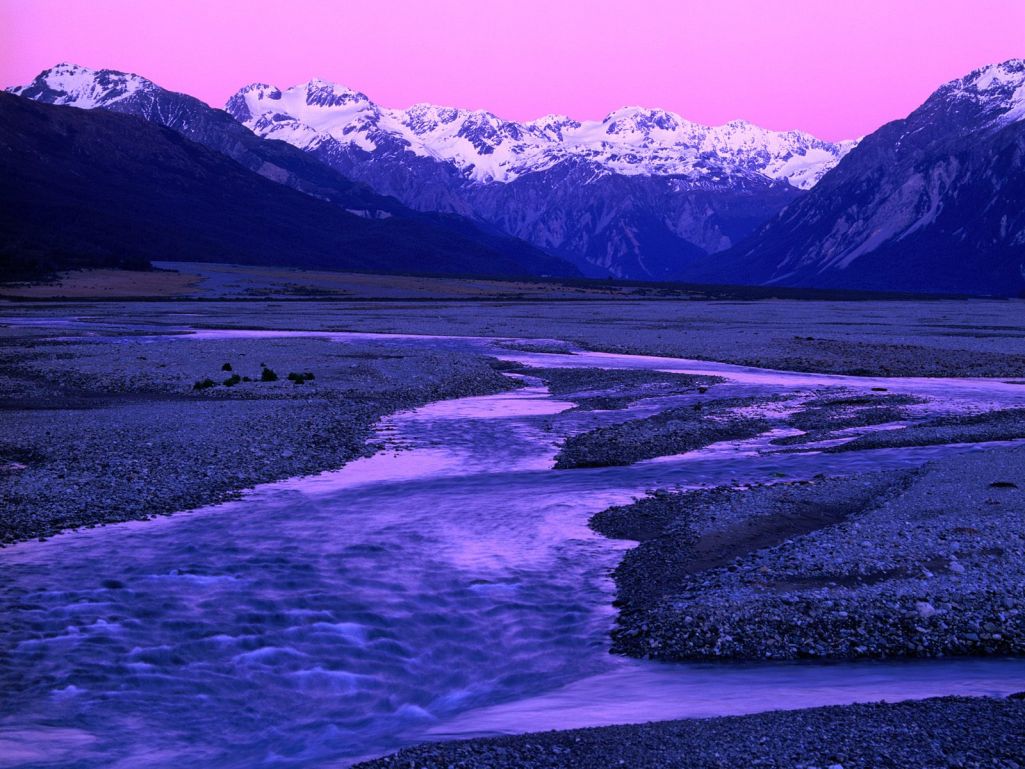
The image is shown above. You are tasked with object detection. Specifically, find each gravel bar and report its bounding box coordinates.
[603,447,1025,661]
[554,398,774,468]
[356,695,1025,769]
[0,333,515,543]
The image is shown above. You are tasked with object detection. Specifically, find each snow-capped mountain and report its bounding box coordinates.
[7,63,578,278]
[9,60,1023,291]
[7,63,403,216]
[223,78,853,278]
[1,91,564,278]
[229,79,853,189]
[685,59,1025,295]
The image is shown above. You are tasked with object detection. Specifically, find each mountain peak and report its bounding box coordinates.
[8,62,154,108]
[697,58,1025,295]
[602,106,688,134]
[235,82,280,97]
[961,58,1025,92]
[300,78,371,107]
[403,103,464,133]
[932,58,1025,126]
[526,114,582,141]
[45,61,91,76]
[225,83,282,123]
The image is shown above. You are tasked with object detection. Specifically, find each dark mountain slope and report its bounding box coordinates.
[0,93,576,279]
[9,63,576,278]
[686,60,1025,295]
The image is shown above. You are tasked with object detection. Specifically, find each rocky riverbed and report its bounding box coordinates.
[508,366,722,411]
[0,332,515,543]
[4,300,1025,768]
[824,407,1025,453]
[772,392,926,446]
[6,297,1025,378]
[601,446,1025,661]
[356,694,1025,769]
[553,397,777,468]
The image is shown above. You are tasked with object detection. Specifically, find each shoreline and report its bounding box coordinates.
[355,366,1020,768]
[0,331,517,544]
[355,694,1025,769]
[597,447,1025,662]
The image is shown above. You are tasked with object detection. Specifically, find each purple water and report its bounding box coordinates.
[2,330,1025,768]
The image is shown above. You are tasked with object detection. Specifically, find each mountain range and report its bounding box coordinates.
[10,63,853,281]
[4,60,1024,294]
[0,91,576,280]
[226,79,854,278]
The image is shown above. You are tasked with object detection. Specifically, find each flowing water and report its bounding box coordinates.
[2,329,1025,768]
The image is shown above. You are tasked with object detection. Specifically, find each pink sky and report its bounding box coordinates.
[2,0,1023,140]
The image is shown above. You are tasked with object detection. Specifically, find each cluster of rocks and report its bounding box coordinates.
[356,695,1025,769]
[0,334,515,543]
[602,446,1025,661]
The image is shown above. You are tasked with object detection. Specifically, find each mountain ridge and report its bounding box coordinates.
[228,78,855,189]
[221,74,854,278]
[8,63,577,279]
[0,91,577,279]
[9,63,855,280]
[682,58,1025,295]
[8,60,1023,292]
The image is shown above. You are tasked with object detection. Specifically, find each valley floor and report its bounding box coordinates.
[2,294,1025,767]
[7,278,1025,373]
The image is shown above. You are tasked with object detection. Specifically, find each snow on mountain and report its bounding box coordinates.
[5,62,854,280]
[682,58,1025,295]
[8,63,854,190]
[228,79,855,189]
[228,80,384,153]
[933,58,1025,127]
[7,63,409,216]
[8,62,152,108]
